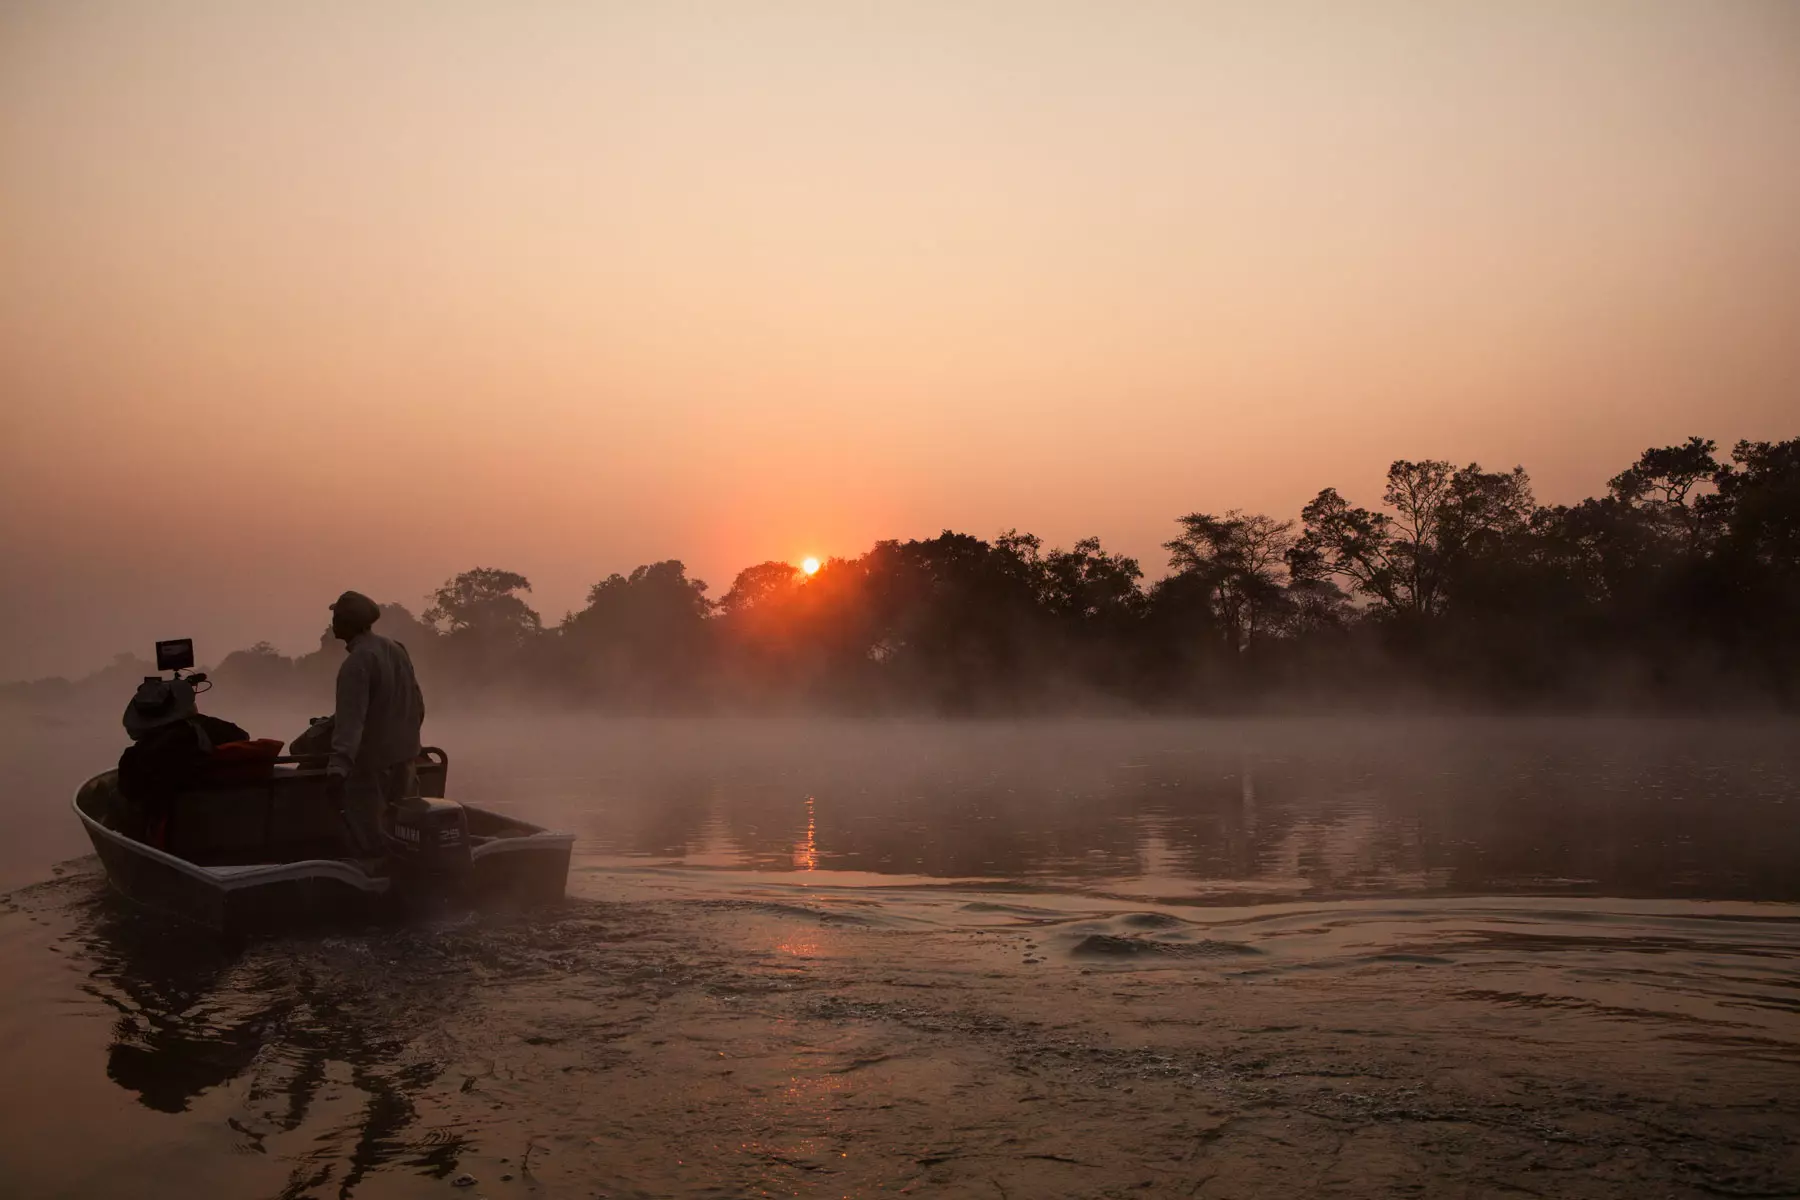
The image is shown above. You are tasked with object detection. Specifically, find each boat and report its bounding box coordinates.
[74,747,575,935]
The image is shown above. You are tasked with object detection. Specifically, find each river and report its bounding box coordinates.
[2,712,1796,1197]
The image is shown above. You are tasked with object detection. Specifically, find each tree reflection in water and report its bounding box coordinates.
[562,720,1800,903]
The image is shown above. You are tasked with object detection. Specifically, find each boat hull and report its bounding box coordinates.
[74,769,574,935]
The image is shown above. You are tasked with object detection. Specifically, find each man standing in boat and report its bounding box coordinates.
[325,590,426,858]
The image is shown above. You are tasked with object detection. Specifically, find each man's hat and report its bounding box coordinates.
[329,590,381,628]
[123,677,198,741]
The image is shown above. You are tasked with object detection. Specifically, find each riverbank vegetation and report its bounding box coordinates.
[12,436,1796,713]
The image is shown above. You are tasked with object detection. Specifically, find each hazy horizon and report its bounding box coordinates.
[5,1,1798,679]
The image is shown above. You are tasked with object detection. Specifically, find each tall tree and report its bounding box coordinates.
[1296,461,1532,619]
[1609,437,1719,549]
[719,561,804,618]
[1041,538,1145,625]
[561,561,712,702]
[1709,438,1800,568]
[1164,510,1293,652]
[423,568,541,643]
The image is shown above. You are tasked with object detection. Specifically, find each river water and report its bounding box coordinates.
[2,712,1798,1197]
[436,716,1800,903]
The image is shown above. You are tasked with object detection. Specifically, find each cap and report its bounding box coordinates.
[329,590,382,628]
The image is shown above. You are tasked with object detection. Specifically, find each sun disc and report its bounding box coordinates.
[801,557,821,575]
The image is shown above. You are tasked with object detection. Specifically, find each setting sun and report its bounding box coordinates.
[801,557,821,576]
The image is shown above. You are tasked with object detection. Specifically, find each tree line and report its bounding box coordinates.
[16,435,1798,714]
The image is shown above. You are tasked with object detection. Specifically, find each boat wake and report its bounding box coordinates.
[1,858,1797,1198]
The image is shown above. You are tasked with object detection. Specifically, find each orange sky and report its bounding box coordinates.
[3,1,1798,679]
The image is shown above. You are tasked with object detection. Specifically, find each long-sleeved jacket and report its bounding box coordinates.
[329,632,425,776]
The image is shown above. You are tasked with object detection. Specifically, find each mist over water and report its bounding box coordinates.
[448,715,1800,903]
[10,710,1797,904]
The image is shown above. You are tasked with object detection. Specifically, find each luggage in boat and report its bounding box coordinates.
[289,717,334,759]
[207,738,286,784]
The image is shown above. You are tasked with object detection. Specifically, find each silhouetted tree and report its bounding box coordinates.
[1702,438,1800,699]
[213,641,293,692]
[423,568,541,643]
[878,532,1043,708]
[1610,436,1720,550]
[94,431,1795,714]
[1297,460,1533,620]
[1165,510,1294,654]
[1041,538,1145,626]
[374,603,438,646]
[559,561,712,705]
[1711,438,1800,568]
[719,561,803,617]
[420,568,541,687]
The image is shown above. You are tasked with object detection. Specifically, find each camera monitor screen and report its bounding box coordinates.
[155,639,195,672]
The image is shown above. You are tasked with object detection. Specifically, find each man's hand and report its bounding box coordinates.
[325,770,347,809]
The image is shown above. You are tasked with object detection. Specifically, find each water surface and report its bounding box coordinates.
[429,716,1800,905]
[4,713,1798,1198]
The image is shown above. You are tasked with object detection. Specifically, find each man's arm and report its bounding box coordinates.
[329,653,371,775]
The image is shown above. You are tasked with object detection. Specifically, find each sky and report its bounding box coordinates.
[3,0,1798,680]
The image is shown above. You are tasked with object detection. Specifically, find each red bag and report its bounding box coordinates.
[206,738,285,783]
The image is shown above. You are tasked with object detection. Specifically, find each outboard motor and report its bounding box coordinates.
[387,796,473,909]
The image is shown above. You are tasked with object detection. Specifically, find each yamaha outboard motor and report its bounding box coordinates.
[387,795,473,910]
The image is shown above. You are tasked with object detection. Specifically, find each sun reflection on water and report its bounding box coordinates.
[791,795,818,872]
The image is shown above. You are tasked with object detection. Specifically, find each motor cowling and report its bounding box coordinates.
[387,796,472,888]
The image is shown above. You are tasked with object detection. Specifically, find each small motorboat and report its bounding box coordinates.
[74,748,575,934]
[76,640,573,935]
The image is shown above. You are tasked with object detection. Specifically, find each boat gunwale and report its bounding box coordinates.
[72,770,575,896]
